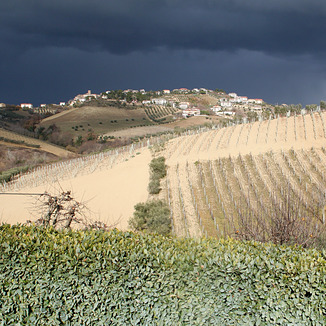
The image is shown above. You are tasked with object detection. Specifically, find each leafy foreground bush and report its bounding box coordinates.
[1,225,326,325]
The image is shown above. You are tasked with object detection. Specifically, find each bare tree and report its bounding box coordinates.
[29,190,117,231]
[32,191,85,229]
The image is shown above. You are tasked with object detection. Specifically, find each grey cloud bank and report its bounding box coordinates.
[1,0,326,105]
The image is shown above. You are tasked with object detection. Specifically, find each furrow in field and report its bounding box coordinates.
[227,124,242,148]
[313,113,326,138]
[177,163,202,238]
[295,115,305,141]
[296,150,326,193]
[208,128,224,151]
[191,162,220,237]
[304,113,316,141]
[166,165,188,237]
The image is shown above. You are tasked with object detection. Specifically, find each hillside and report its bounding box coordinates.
[162,111,326,243]
[1,226,326,324]
[0,128,73,158]
[38,92,230,141]
[39,105,154,138]
[0,127,75,183]
[0,144,152,228]
[2,110,326,323]
[1,111,326,246]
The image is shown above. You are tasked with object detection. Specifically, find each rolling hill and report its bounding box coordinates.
[1,110,326,245]
[39,105,154,137]
[0,128,73,158]
[161,111,326,244]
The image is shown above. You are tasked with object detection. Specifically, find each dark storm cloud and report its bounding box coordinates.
[1,0,326,106]
[1,0,326,56]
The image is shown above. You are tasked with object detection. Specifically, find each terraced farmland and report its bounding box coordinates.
[144,105,180,122]
[162,111,326,241]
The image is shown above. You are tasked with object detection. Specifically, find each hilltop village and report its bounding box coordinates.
[2,87,319,124]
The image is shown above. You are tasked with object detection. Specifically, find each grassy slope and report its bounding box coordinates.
[39,93,225,139]
[0,128,73,158]
[0,143,59,176]
[1,225,326,325]
[40,106,154,137]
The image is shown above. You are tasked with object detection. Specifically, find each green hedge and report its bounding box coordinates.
[0,165,30,183]
[1,225,326,325]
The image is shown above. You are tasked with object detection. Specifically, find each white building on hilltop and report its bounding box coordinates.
[248,98,263,104]
[20,103,33,109]
[152,98,167,105]
[220,101,232,108]
[215,111,235,117]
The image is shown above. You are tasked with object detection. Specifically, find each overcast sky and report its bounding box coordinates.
[1,0,326,106]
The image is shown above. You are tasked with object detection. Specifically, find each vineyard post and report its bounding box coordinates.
[246,122,253,146]
[256,120,262,144]
[275,114,279,142]
[302,112,307,140]
[311,112,317,140]
[265,116,271,143]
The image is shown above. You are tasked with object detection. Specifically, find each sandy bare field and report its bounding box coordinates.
[0,148,151,229]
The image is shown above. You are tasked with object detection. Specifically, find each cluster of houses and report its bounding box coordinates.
[209,93,264,117]
[2,88,266,121]
[147,90,264,118]
[217,93,263,110]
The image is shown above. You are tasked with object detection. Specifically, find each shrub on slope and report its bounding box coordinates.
[129,200,171,235]
[148,156,167,194]
[1,225,326,325]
